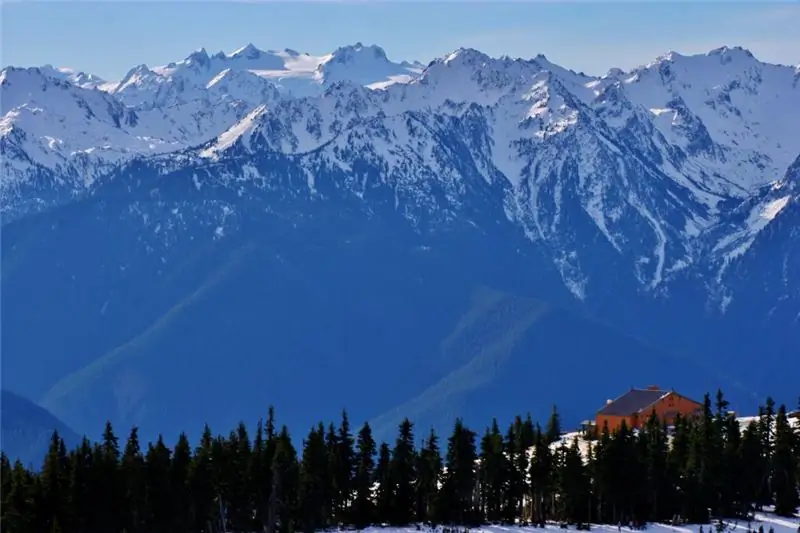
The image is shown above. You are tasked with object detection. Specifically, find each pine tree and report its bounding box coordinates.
[557,438,591,523]
[4,461,37,533]
[758,398,777,508]
[440,418,478,525]
[145,435,173,533]
[502,418,528,522]
[682,394,717,523]
[641,413,670,522]
[772,404,799,516]
[298,424,330,532]
[546,406,563,445]
[170,432,193,533]
[479,419,507,522]
[530,425,555,523]
[739,420,763,518]
[67,437,95,531]
[332,410,355,525]
[352,422,377,529]
[189,425,216,532]
[374,442,393,524]
[323,423,339,522]
[98,421,122,533]
[249,418,270,532]
[415,427,442,524]
[389,418,417,525]
[39,431,69,532]
[228,422,254,530]
[720,412,744,518]
[270,425,299,533]
[1,452,12,526]
[120,427,147,533]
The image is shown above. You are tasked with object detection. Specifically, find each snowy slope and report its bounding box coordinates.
[330,514,800,533]
[0,66,260,203]
[606,46,800,199]
[1,43,798,303]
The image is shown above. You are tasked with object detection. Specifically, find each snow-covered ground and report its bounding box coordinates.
[356,512,800,533]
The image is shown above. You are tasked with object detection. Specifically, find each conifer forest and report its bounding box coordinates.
[2,391,799,533]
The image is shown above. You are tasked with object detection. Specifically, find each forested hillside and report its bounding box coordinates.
[2,392,798,533]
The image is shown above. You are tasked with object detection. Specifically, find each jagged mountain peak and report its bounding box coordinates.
[229,42,261,59]
[707,45,755,60]
[328,42,389,63]
[316,43,421,89]
[184,47,211,67]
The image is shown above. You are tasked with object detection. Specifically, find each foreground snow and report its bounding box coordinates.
[356,512,799,533]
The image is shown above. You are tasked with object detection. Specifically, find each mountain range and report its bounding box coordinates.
[1,42,798,458]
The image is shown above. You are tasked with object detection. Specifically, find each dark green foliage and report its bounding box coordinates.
[415,428,442,524]
[373,442,393,524]
[772,405,799,517]
[389,418,417,525]
[298,424,330,532]
[351,422,376,528]
[4,392,799,532]
[440,418,479,525]
[478,419,507,522]
[121,427,146,533]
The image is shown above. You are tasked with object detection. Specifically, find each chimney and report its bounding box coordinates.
[647,384,660,391]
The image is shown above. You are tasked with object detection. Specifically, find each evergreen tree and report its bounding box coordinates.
[479,419,507,522]
[389,418,417,525]
[332,410,355,525]
[546,405,563,444]
[374,442,393,524]
[641,413,670,522]
[772,404,799,516]
[188,424,215,533]
[530,424,555,523]
[228,421,254,529]
[352,422,377,529]
[270,426,299,533]
[39,431,70,533]
[249,418,269,532]
[170,432,193,533]
[323,423,339,522]
[121,426,147,533]
[298,424,330,532]
[1,452,12,526]
[145,435,173,533]
[98,421,122,533]
[758,398,777,508]
[739,420,764,518]
[502,418,528,522]
[415,428,442,524]
[440,418,478,525]
[5,461,38,533]
[557,438,591,523]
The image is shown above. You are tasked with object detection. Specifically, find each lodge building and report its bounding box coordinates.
[594,385,703,433]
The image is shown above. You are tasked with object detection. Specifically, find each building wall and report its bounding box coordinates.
[646,392,703,426]
[595,414,633,434]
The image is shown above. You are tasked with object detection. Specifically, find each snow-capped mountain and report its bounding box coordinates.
[1,42,798,447]
[108,42,423,106]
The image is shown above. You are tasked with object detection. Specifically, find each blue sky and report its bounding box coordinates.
[2,1,799,80]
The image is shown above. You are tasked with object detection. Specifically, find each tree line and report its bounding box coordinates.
[2,391,799,533]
